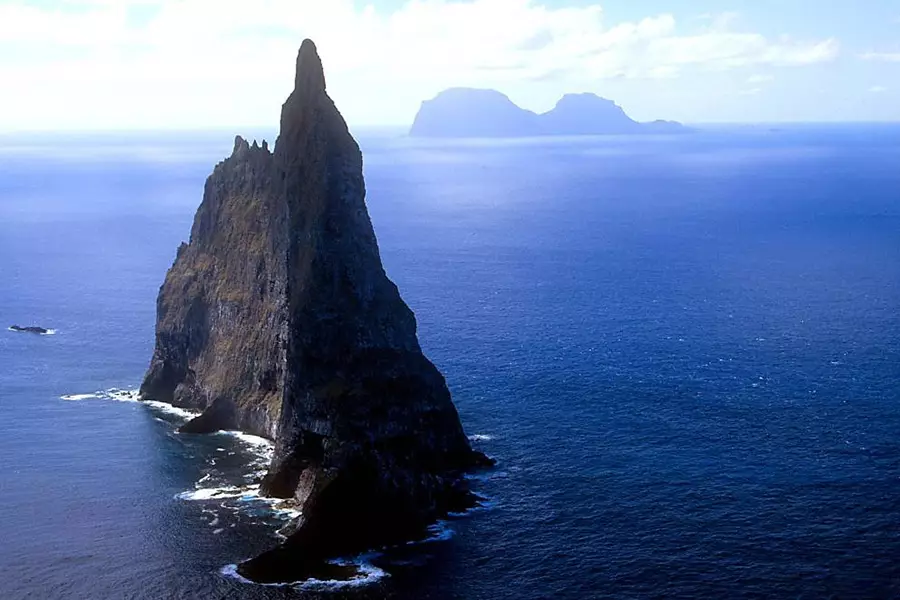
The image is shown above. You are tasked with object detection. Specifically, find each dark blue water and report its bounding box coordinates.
[2,126,900,599]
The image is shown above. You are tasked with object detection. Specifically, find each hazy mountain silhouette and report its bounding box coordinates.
[410,88,686,137]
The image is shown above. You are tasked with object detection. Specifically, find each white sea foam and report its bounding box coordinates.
[468,434,494,442]
[239,491,300,520]
[105,388,140,402]
[64,387,199,419]
[176,480,300,521]
[61,388,139,404]
[176,484,260,502]
[421,520,455,543]
[298,558,387,591]
[400,495,498,545]
[60,390,303,552]
[220,564,256,585]
[61,393,101,401]
[219,555,388,590]
[253,497,302,521]
[211,431,275,484]
[200,507,220,528]
[213,430,274,452]
[215,488,492,587]
[144,400,201,420]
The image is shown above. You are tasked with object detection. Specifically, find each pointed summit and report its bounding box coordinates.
[140,40,491,584]
[279,39,336,144]
[294,38,325,93]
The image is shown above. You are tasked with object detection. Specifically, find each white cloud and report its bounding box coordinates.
[709,11,742,31]
[747,74,775,84]
[645,35,837,70]
[869,85,888,93]
[0,1,842,129]
[860,51,900,62]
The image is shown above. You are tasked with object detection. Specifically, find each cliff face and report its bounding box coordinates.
[140,136,284,438]
[141,40,490,582]
[409,87,687,137]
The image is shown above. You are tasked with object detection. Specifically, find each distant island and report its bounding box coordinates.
[410,88,687,138]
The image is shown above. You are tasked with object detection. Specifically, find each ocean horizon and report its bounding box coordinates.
[2,123,900,598]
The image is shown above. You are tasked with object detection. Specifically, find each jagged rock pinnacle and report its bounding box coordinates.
[139,39,492,584]
[295,38,326,93]
[232,135,249,155]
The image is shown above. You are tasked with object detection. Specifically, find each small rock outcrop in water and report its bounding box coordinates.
[9,325,50,334]
[410,88,687,137]
[140,40,491,582]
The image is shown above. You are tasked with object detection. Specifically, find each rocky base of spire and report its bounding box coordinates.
[239,451,491,583]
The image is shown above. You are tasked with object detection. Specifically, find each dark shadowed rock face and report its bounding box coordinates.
[141,39,491,582]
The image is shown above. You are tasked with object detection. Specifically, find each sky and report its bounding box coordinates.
[1,0,899,130]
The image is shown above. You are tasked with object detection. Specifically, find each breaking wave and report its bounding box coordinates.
[61,388,139,404]
[219,555,388,591]
[60,393,102,401]
[60,388,201,420]
[143,400,201,420]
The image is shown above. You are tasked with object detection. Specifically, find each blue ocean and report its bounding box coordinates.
[2,125,899,599]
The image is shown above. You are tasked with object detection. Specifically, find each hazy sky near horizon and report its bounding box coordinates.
[1,0,899,130]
